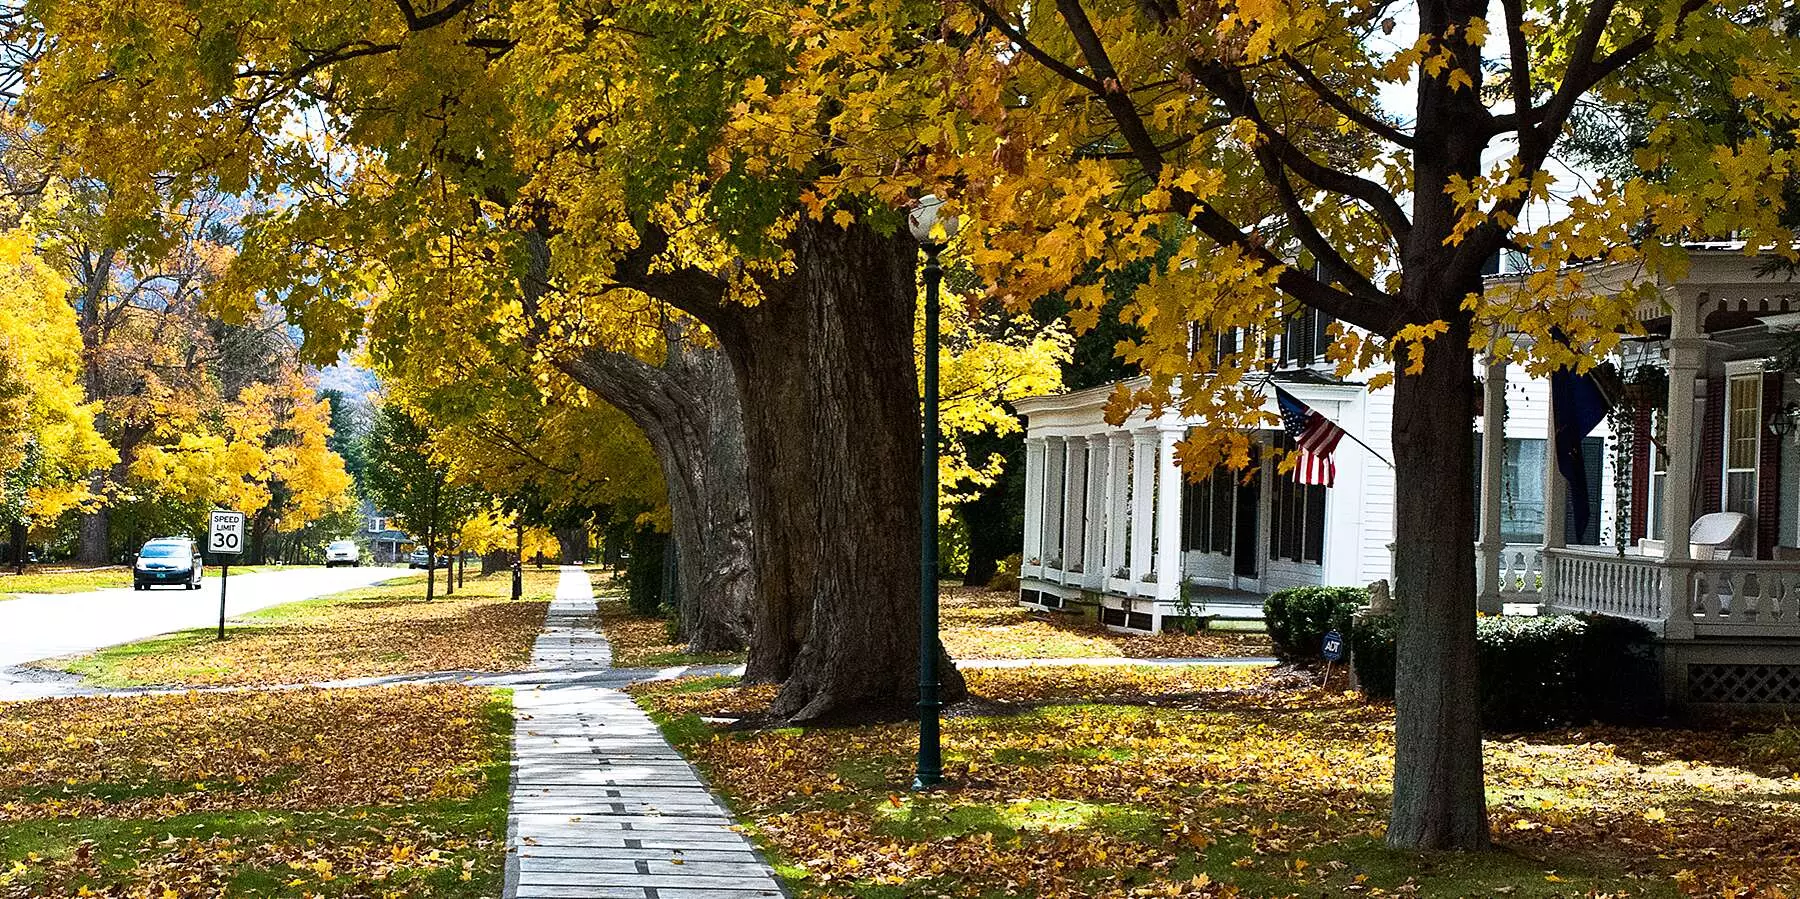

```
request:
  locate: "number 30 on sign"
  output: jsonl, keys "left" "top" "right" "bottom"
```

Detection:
{"left": 209, "top": 510, "right": 246, "bottom": 555}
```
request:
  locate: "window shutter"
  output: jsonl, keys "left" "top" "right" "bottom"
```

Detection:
{"left": 1629, "top": 405, "right": 1652, "bottom": 542}
{"left": 1758, "top": 370, "right": 1782, "bottom": 559}
{"left": 1700, "top": 377, "right": 1726, "bottom": 515}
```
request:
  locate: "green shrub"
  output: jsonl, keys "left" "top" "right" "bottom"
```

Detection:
{"left": 1263, "top": 586, "right": 1367, "bottom": 662}
{"left": 1351, "top": 612, "right": 1661, "bottom": 731}
{"left": 989, "top": 553, "right": 1022, "bottom": 593}
{"left": 1349, "top": 612, "right": 1397, "bottom": 698}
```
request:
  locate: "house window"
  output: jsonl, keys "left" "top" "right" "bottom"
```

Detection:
{"left": 1500, "top": 438, "right": 1546, "bottom": 544}
{"left": 1280, "top": 309, "right": 1335, "bottom": 367}
{"left": 369, "top": 516, "right": 387, "bottom": 533}
{"left": 1269, "top": 438, "right": 1327, "bottom": 564}
{"left": 1182, "top": 466, "right": 1235, "bottom": 555}
{"left": 1725, "top": 373, "right": 1762, "bottom": 517}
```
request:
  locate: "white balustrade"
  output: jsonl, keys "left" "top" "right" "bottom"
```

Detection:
{"left": 1689, "top": 563, "right": 1800, "bottom": 636}
{"left": 1543, "top": 549, "right": 1666, "bottom": 623}
{"left": 1497, "top": 544, "right": 1544, "bottom": 598}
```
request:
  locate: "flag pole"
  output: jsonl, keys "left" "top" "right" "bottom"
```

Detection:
{"left": 1339, "top": 429, "right": 1395, "bottom": 470}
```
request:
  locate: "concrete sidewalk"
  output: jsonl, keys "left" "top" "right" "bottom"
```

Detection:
{"left": 504, "top": 567, "right": 784, "bottom": 899}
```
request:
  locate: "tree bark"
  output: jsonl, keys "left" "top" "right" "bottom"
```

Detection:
{"left": 559, "top": 339, "right": 754, "bottom": 653}
{"left": 1387, "top": 0, "right": 1491, "bottom": 846}
{"left": 691, "top": 218, "right": 967, "bottom": 722}
{"left": 1386, "top": 315, "right": 1488, "bottom": 850}
{"left": 525, "top": 218, "right": 755, "bottom": 654}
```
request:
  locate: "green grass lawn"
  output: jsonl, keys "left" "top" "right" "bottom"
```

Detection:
{"left": 0, "top": 564, "right": 305, "bottom": 600}
{"left": 48, "top": 570, "right": 555, "bottom": 687}
{"left": 629, "top": 668, "right": 1794, "bottom": 898}
{"left": 0, "top": 685, "right": 513, "bottom": 898}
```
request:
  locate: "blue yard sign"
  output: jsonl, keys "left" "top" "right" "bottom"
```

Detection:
{"left": 1321, "top": 630, "right": 1346, "bottom": 662}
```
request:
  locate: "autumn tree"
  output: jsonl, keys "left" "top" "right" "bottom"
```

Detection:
{"left": 0, "top": 214, "right": 114, "bottom": 568}
{"left": 364, "top": 404, "right": 482, "bottom": 600}
{"left": 20, "top": 0, "right": 980, "bottom": 721}
{"left": 736, "top": 0, "right": 1800, "bottom": 847}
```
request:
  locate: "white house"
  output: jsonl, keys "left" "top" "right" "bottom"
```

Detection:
{"left": 1014, "top": 310, "right": 1615, "bottom": 632}
{"left": 1015, "top": 247, "right": 1800, "bottom": 709}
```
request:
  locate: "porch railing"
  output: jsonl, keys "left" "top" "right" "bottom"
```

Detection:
{"left": 1542, "top": 549, "right": 1800, "bottom": 639}
{"left": 1542, "top": 549, "right": 1668, "bottom": 624}
{"left": 1688, "top": 564, "right": 1800, "bottom": 636}
{"left": 1496, "top": 543, "right": 1544, "bottom": 600}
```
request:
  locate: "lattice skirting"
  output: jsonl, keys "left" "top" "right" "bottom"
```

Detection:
{"left": 1688, "top": 663, "right": 1800, "bottom": 705}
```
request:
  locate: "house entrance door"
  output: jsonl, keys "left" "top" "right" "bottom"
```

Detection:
{"left": 1234, "top": 451, "right": 1261, "bottom": 579}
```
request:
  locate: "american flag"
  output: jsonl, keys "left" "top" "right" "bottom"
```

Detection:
{"left": 1274, "top": 386, "right": 1346, "bottom": 487}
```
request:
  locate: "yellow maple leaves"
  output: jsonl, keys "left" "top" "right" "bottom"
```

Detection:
{"left": 0, "top": 222, "right": 115, "bottom": 524}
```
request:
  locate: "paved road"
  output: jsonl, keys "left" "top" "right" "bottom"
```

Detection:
{"left": 0, "top": 566, "right": 411, "bottom": 673}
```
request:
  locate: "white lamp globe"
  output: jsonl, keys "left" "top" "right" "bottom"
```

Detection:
{"left": 908, "top": 194, "right": 960, "bottom": 243}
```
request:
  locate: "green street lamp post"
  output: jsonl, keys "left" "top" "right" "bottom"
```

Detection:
{"left": 909, "top": 195, "right": 958, "bottom": 791}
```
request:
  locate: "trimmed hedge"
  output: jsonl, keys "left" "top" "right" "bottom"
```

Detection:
{"left": 1352, "top": 612, "right": 1662, "bottom": 731}
{"left": 1264, "top": 586, "right": 1367, "bottom": 662}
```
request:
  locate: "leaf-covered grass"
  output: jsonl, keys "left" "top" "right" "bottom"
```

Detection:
{"left": 940, "top": 586, "right": 1272, "bottom": 660}
{"left": 593, "top": 580, "right": 747, "bottom": 669}
{"left": 0, "top": 685, "right": 512, "bottom": 897}
{"left": 49, "top": 570, "right": 556, "bottom": 687}
{"left": 631, "top": 667, "right": 1800, "bottom": 897}
{"left": 0, "top": 564, "right": 310, "bottom": 600}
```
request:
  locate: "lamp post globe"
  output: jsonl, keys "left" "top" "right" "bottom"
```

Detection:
{"left": 908, "top": 194, "right": 960, "bottom": 245}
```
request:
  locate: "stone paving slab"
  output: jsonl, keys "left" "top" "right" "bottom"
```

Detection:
{"left": 505, "top": 567, "right": 786, "bottom": 899}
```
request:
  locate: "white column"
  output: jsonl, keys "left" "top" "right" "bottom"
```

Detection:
{"left": 1542, "top": 378, "right": 1568, "bottom": 601}
{"left": 1477, "top": 356, "right": 1508, "bottom": 614}
{"left": 1043, "top": 437, "right": 1066, "bottom": 570}
{"left": 1105, "top": 433, "right": 1132, "bottom": 584}
{"left": 1155, "top": 427, "right": 1185, "bottom": 600}
{"left": 1022, "top": 437, "right": 1046, "bottom": 569}
{"left": 1085, "top": 435, "right": 1110, "bottom": 589}
{"left": 1663, "top": 289, "right": 1703, "bottom": 639}
{"left": 1130, "top": 430, "right": 1157, "bottom": 591}
{"left": 1063, "top": 439, "right": 1087, "bottom": 574}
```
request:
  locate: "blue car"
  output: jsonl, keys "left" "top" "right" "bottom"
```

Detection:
{"left": 134, "top": 537, "right": 203, "bottom": 590}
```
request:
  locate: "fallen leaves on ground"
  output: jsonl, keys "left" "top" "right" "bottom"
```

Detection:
{"left": 0, "top": 685, "right": 509, "bottom": 897}
{"left": 594, "top": 582, "right": 746, "bottom": 669}
{"left": 941, "top": 587, "right": 1272, "bottom": 660}
{"left": 51, "top": 571, "right": 553, "bottom": 686}
{"left": 633, "top": 668, "right": 1800, "bottom": 898}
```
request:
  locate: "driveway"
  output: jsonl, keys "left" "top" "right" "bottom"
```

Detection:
{"left": 0, "top": 566, "right": 410, "bottom": 676}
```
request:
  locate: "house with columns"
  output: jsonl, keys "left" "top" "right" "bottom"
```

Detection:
{"left": 1017, "top": 246, "right": 1800, "bottom": 709}
{"left": 1015, "top": 310, "right": 1620, "bottom": 633}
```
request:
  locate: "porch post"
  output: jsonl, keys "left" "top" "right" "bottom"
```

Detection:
{"left": 1063, "top": 438, "right": 1087, "bottom": 576}
{"left": 1085, "top": 435, "right": 1109, "bottom": 589}
{"left": 1663, "top": 288, "right": 1703, "bottom": 639}
{"left": 1155, "top": 426, "right": 1185, "bottom": 602}
{"left": 1043, "top": 437, "right": 1066, "bottom": 571}
{"left": 1022, "top": 437, "right": 1046, "bottom": 569}
{"left": 1542, "top": 381, "right": 1568, "bottom": 600}
{"left": 1105, "top": 432, "right": 1131, "bottom": 584}
{"left": 1130, "top": 429, "right": 1157, "bottom": 590}
{"left": 1477, "top": 355, "right": 1508, "bottom": 614}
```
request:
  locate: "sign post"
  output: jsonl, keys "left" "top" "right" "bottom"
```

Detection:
{"left": 208, "top": 510, "right": 245, "bottom": 640}
{"left": 1320, "top": 629, "right": 1346, "bottom": 690}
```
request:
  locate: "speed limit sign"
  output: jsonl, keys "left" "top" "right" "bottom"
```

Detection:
{"left": 208, "top": 510, "right": 246, "bottom": 555}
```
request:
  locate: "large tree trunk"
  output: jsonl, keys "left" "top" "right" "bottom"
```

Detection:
{"left": 1386, "top": 313, "right": 1488, "bottom": 850}
{"left": 525, "top": 227, "right": 755, "bottom": 654}
{"left": 560, "top": 339, "right": 755, "bottom": 653}
{"left": 701, "top": 218, "right": 967, "bottom": 722}
{"left": 1387, "top": 2, "right": 1491, "bottom": 844}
